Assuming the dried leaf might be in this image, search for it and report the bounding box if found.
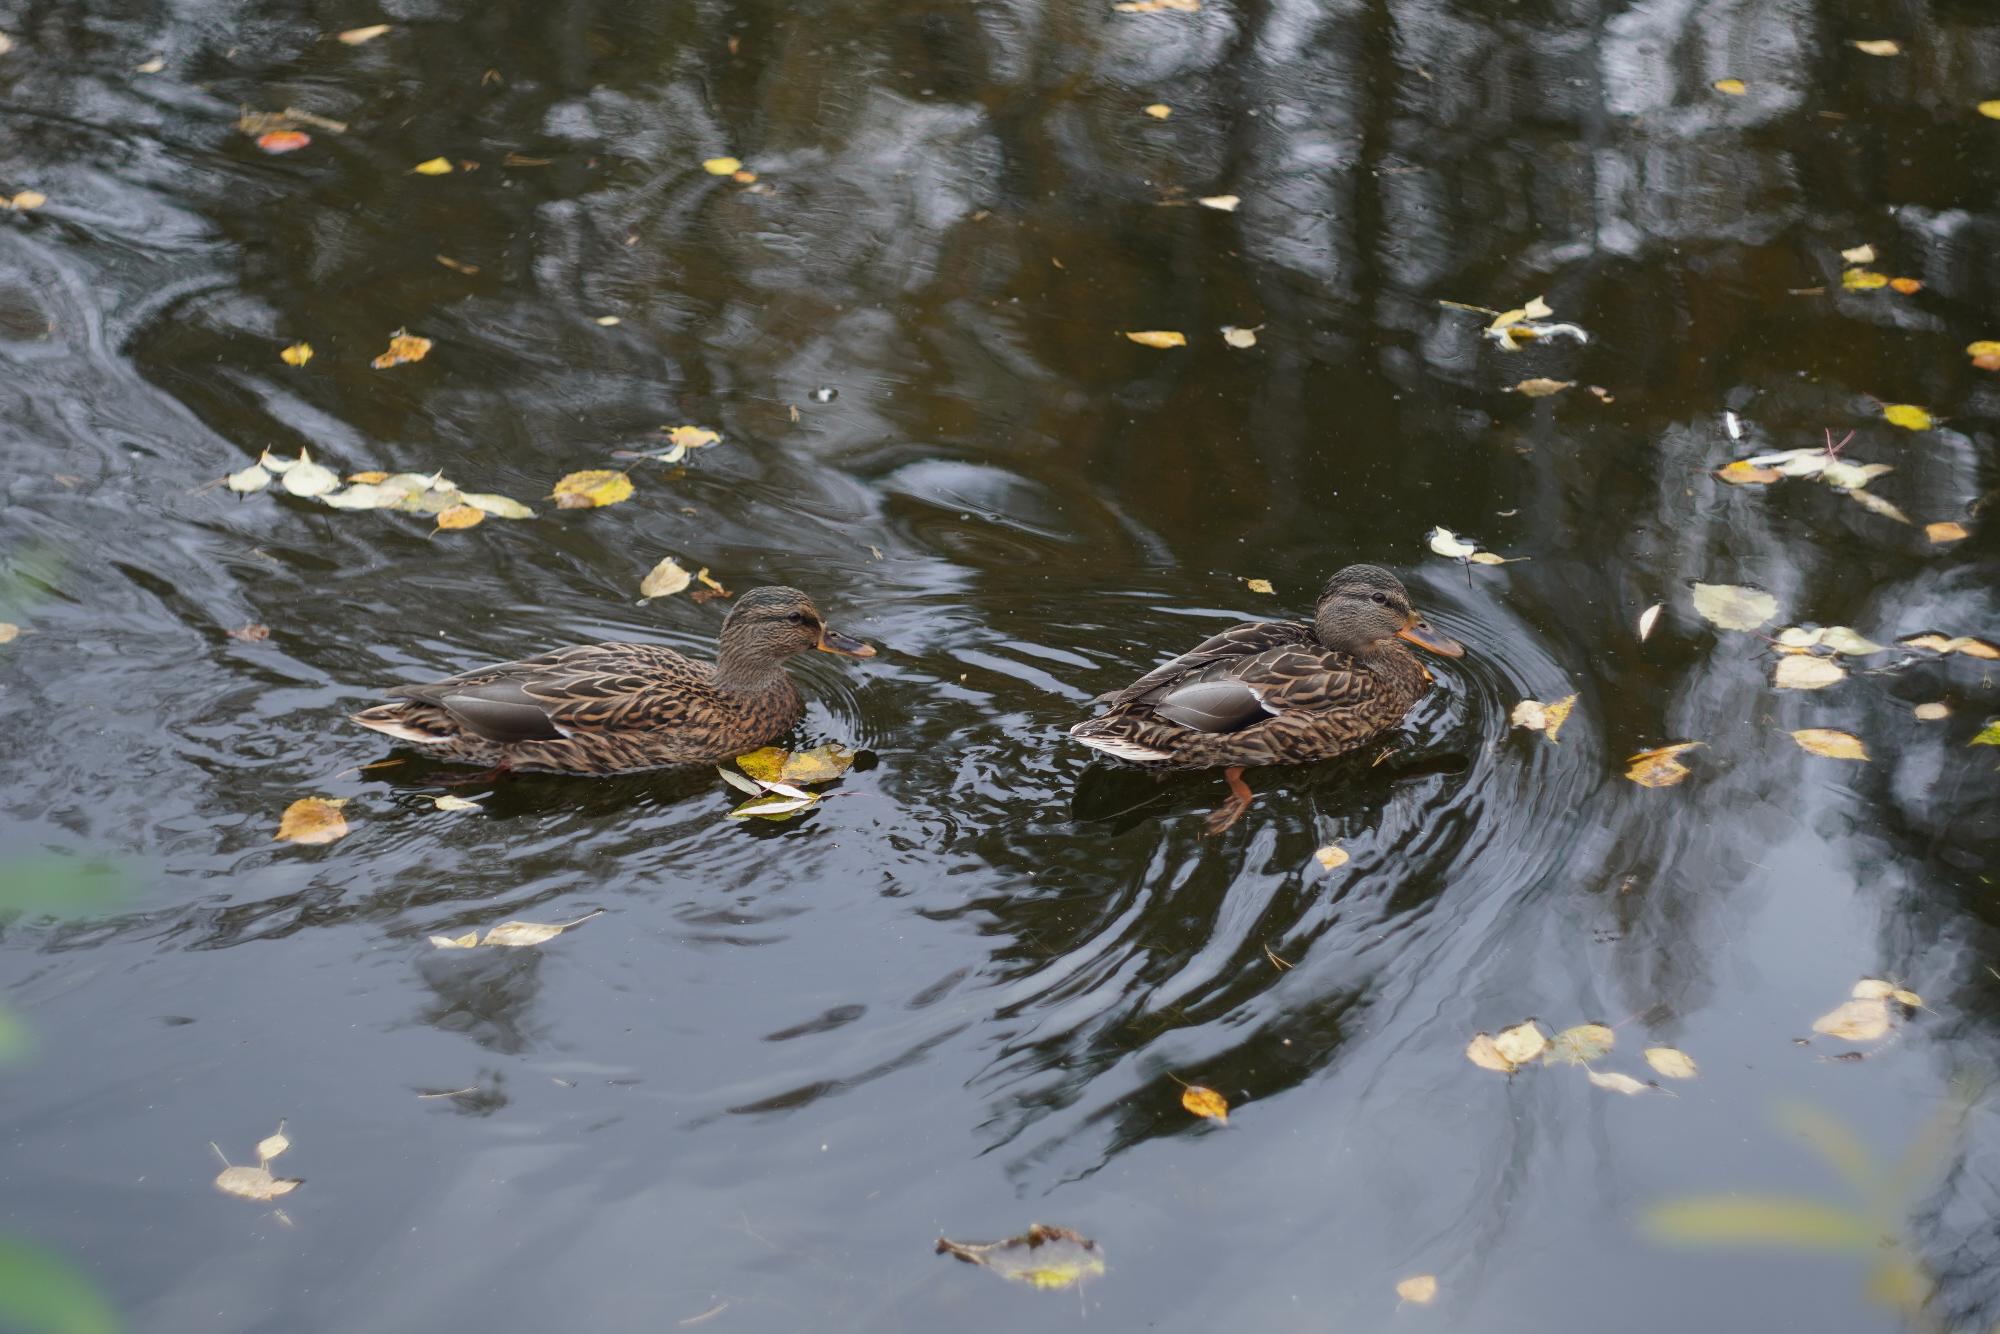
[1691,582,1777,632]
[1314,843,1349,870]
[0,624,18,645]
[1396,1275,1438,1305]
[226,623,269,642]
[432,795,482,811]
[1715,460,1783,485]
[428,930,479,949]
[1818,627,1885,656]
[281,454,339,498]
[1849,38,1900,56]
[1819,460,1893,490]
[1774,656,1846,691]
[1492,1021,1547,1065]
[1881,403,1932,431]
[639,556,692,599]
[1243,577,1274,594]
[256,1123,290,1162]
[482,911,601,948]
[1181,1085,1228,1124]
[1626,741,1702,788]
[436,254,479,275]
[1125,330,1186,348]
[1426,526,1478,559]
[1841,268,1890,291]
[666,425,721,449]
[1638,603,1662,641]
[226,463,271,493]
[935,1225,1105,1291]
[551,470,633,508]
[1546,1023,1615,1065]
[1791,729,1868,760]
[728,792,819,820]
[434,504,483,531]
[1892,989,1921,1009]
[256,130,312,154]
[1981,101,2000,120]
[1221,326,1258,348]
[1586,1070,1652,1096]
[1143,103,1171,119]
[371,331,432,369]
[1509,694,1576,743]
[737,743,855,786]
[1512,378,1573,397]
[280,342,313,367]
[1813,997,1890,1041]
[411,157,453,176]
[1913,702,1949,721]
[1901,634,1999,659]
[1197,194,1238,212]
[702,156,742,175]
[338,23,392,44]
[1840,244,1876,264]
[1889,277,1922,295]
[1926,522,1967,544]
[1847,489,1910,524]
[1465,1033,1515,1073]
[1850,979,1895,1001]
[319,483,393,510]
[1712,78,1746,95]
[215,1164,301,1202]
[275,797,348,845]
[1644,1047,1698,1079]
[459,493,534,519]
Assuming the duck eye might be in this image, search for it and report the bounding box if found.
[786,611,807,624]
[1370,592,1388,606]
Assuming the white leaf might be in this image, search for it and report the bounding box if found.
[259,449,297,474]
[1586,1069,1652,1095]
[717,767,764,795]
[256,1123,290,1162]
[227,464,271,493]
[1637,603,1662,642]
[282,459,340,497]
[639,556,692,599]
[1813,997,1890,1041]
[1643,1047,1698,1079]
[1691,582,1778,631]
[1427,526,1478,559]
[1774,655,1846,690]
[432,795,482,811]
[319,483,394,510]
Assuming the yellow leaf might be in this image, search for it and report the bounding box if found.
[0,623,18,645]
[1546,1023,1616,1065]
[1180,1084,1229,1124]
[1221,325,1258,348]
[550,469,633,508]
[428,930,479,949]
[1980,101,2000,119]
[483,910,600,948]
[1509,694,1577,743]
[337,23,392,44]
[1881,403,1932,431]
[347,470,389,484]
[731,169,757,184]
[436,254,479,275]
[432,795,482,811]
[275,797,349,845]
[702,156,742,175]
[639,556,691,598]
[737,743,856,785]
[256,1122,290,1162]
[1849,38,1900,56]
[1488,307,1527,331]
[1314,843,1349,870]
[1913,702,1949,721]
[1197,194,1239,211]
[1492,1021,1547,1065]
[370,331,432,368]
[1813,997,1890,1041]
[458,493,534,519]
[1840,244,1876,264]
[1774,656,1846,691]
[1125,330,1186,348]
[1243,577,1274,594]
[1716,459,1782,485]
[1891,989,1921,1009]
[8,190,46,211]
[1512,378,1573,397]
[1644,1047,1699,1079]
[1426,526,1478,559]
[1465,1033,1515,1074]
[1712,78,1746,95]
[214,1164,301,1202]
[1840,268,1889,290]
[1851,979,1895,1001]
[1521,295,1553,319]
[280,341,313,366]
[1790,728,1868,761]
[1586,1070,1652,1095]
[411,157,452,176]
[1143,103,1171,119]
[666,425,720,449]
[432,504,483,532]
[1396,1275,1438,1305]
[1626,741,1702,788]
[1691,582,1777,631]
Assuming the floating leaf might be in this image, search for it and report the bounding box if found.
[1181,1085,1228,1124]
[256,1122,290,1162]
[1314,843,1349,870]
[256,130,311,153]
[1466,1033,1515,1073]
[1926,521,1967,544]
[1638,603,1662,641]
[1791,728,1868,760]
[1691,582,1777,632]
[935,1225,1106,1291]
[1511,378,1573,397]
[1776,626,1884,656]
[281,452,339,497]
[434,504,483,531]
[1143,103,1171,119]
[411,157,453,176]
[1841,268,1889,291]
[1586,1070,1652,1095]
[227,623,270,642]
[551,470,633,509]
[1221,326,1258,348]
[280,342,313,367]
[1813,997,1890,1041]
[1913,702,1949,721]
[1712,78,1746,95]
[1509,694,1576,743]
[433,795,482,812]
[728,792,819,820]
[1644,1047,1698,1079]
[1890,276,1922,295]
[1848,489,1910,524]
[1971,721,2000,746]
[1427,527,1478,559]
[1881,403,1932,431]
[1715,460,1783,485]
[371,331,432,369]
[1197,194,1238,212]
[319,483,393,510]
[639,556,691,598]
[1968,339,2000,372]
[428,930,479,949]
[1626,741,1702,788]
[1646,1197,1877,1251]
[1819,460,1893,490]
[1125,330,1186,349]
[482,913,599,947]
[1774,656,1846,691]
[1849,38,1901,56]
[436,254,479,275]
[1892,989,1921,1009]
[0,624,17,645]
[338,23,392,43]
[459,493,534,519]
[1546,1023,1615,1065]
[1840,244,1876,264]
[1396,1275,1438,1305]
[1492,1021,1547,1066]
[1901,634,1999,659]
[1981,101,2000,120]
[737,743,856,785]
[666,425,721,450]
[702,156,741,175]
[215,1163,301,1202]
[1239,577,1275,595]
[226,463,271,493]
[275,797,348,845]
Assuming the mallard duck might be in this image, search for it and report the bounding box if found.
[1069,564,1463,833]
[350,586,875,776]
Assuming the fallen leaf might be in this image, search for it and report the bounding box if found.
[1396,1275,1438,1305]
[1849,38,1901,56]
[256,1122,290,1162]
[4,189,44,211]
[1691,582,1778,632]
[935,1225,1106,1291]
[737,743,856,785]
[215,1163,301,1202]
[459,493,534,519]
[1973,720,2000,746]
[1510,694,1577,743]
[136,55,165,72]
[1892,988,1921,1008]
[1638,603,1663,641]
[482,910,602,948]
[1644,1047,1698,1079]
[1546,1023,1615,1065]
[1901,634,1999,659]
[1848,489,1910,524]
[226,463,271,493]
[1626,741,1702,788]
[281,451,339,498]
[1512,378,1573,397]
[276,797,349,845]
[1818,627,1886,655]
[1144,103,1171,119]
[1243,577,1273,594]
[319,483,394,511]
[1851,979,1895,1001]
[732,169,757,184]
[1840,244,1876,264]
[1715,460,1784,485]
[1890,277,1922,295]
[0,624,17,645]
[433,795,482,811]
[1125,330,1186,349]
[1426,526,1478,559]
[428,930,479,949]
[1882,403,1932,431]
[1841,268,1890,291]
[256,130,312,154]
[411,156,453,176]
[1588,385,1615,403]
[1586,1070,1652,1096]
[337,23,392,43]
[1314,843,1349,870]
[1197,194,1238,212]
[1466,1033,1515,1073]
[1813,997,1890,1041]
[551,470,633,509]
[639,556,692,599]
[666,425,720,450]
[277,342,313,368]
[436,254,479,275]
[1791,728,1867,760]
[1926,522,1967,544]
[434,504,483,531]
[1774,656,1846,691]
[1913,702,1949,721]
[1221,326,1257,348]
[728,792,819,820]
[701,156,742,175]
[227,623,270,642]
[371,331,432,369]
[1981,101,2000,120]
[1712,78,1746,95]
[1492,1021,1548,1065]
[1181,1085,1228,1124]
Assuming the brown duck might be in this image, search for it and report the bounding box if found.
[351,586,875,775]
[1069,565,1463,833]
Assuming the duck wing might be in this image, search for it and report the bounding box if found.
[1093,619,1316,709]
[387,643,710,745]
[1148,644,1377,733]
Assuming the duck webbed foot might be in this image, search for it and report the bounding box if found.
[1201,766,1255,836]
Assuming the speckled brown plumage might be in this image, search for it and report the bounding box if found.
[350,586,874,775]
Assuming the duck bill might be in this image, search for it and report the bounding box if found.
[1398,614,1463,658]
[815,626,877,658]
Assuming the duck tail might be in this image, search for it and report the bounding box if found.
[350,702,453,745]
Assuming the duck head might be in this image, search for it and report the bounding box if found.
[1314,565,1464,658]
[718,586,876,671]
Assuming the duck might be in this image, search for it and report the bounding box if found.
[350,585,875,776]
[1069,564,1463,833]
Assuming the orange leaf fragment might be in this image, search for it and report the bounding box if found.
[1180,1084,1229,1124]
[371,331,432,369]
[1716,460,1782,485]
[1927,521,1967,544]
[1626,741,1702,788]
[1889,277,1922,294]
[276,797,349,845]
[256,130,312,154]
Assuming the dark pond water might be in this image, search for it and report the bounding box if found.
[4,0,2000,1329]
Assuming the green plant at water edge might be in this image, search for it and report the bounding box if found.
[0,1243,119,1334]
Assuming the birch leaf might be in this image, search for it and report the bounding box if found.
[1466,1033,1515,1073]
[1881,403,1932,431]
[1627,741,1702,788]
[338,24,392,43]
[551,470,633,509]
[1587,1070,1652,1095]
[935,1225,1105,1291]
[1774,656,1846,691]
[227,464,271,493]
[459,493,534,519]
[1791,729,1868,760]
[1426,527,1478,559]
[1492,1021,1548,1065]
[1644,1047,1698,1079]
[1314,843,1349,870]
[280,342,313,366]
[1510,694,1576,743]
[256,1122,290,1162]
[428,930,479,949]
[275,797,348,845]
[434,504,483,531]
[1849,38,1901,56]
[433,795,482,811]
[1813,998,1890,1041]
[1546,1023,1615,1065]
[1180,1085,1228,1124]
[1221,326,1258,348]
[1691,583,1778,631]
[1197,195,1239,211]
[370,331,432,369]
[482,911,602,948]
[215,1164,301,1202]
[1396,1275,1438,1305]
[701,156,742,175]
[281,452,339,498]
[639,556,692,599]
[737,743,856,785]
